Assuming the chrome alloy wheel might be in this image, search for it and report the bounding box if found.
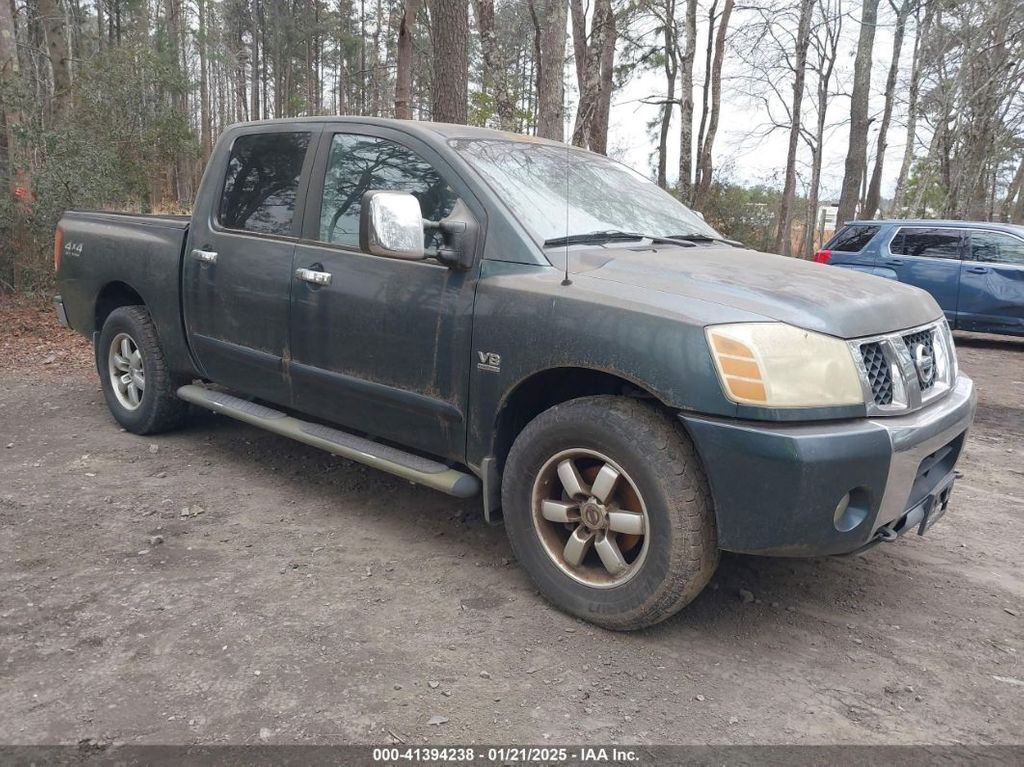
[531,449,649,588]
[108,332,145,410]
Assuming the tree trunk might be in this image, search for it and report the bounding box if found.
[1002,156,1024,222]
[676,0,696,201]
[198,0,212,159]
[890,2,930,213]
[656,0,677,188]
[38,0,72,112]
[536,0,567,141]
[430,0,469,123]
[835,0,880,225]
[693,0,715,194]
[568,0,586,93]
[570,0,611,148]
[862,0,912,219]
[588,4,615,154]
[693,0,732,209]
[395,0,420,119]
[0,0,24,189]
[774,0,813,256]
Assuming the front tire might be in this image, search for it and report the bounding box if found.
[502,396,718,630]
[97,306,188,435]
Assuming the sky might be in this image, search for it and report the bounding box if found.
[591,3,915,202]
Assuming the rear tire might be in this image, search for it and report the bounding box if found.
[97,306,188,435]
[502,396,718,630]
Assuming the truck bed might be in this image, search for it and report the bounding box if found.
[57,209,194,376]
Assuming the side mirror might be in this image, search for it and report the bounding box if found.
[359,191,425,261]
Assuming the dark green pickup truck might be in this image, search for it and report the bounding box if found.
[54,117,976,629]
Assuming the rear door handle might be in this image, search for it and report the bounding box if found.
[295,267,332,287]
[191,248,218,264]
[884,258,903,266]
[966,266,989,274]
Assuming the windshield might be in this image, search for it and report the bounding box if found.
[450,138,721,246]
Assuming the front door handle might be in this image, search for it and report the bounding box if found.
[966,266,989,274]
[884,258,903,266]
[295,267,332,287]
[191,248,218,264]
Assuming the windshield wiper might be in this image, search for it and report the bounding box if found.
[543,230,696,248]
[667,232,745,247]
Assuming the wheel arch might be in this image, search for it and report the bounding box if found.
[94,281,146,332]
[490,366,673,475]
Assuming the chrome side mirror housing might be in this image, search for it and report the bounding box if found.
[359,191,425,261]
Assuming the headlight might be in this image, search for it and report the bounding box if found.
[705,323,863,408]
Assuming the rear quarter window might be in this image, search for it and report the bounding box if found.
[825,224,880,253]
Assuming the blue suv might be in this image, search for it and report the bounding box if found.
[818,220,1024,337]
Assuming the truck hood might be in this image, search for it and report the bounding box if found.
[568,245,942,339]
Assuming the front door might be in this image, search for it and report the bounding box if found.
[288,127,480,461]
[884,226,965,324]
[182,126,318,405]
[958,229,1024,334]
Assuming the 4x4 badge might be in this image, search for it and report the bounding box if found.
[477,352,501,373]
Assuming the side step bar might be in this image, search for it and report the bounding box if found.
[177,385,480,498]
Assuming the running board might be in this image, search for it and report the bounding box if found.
[176,384,480,498]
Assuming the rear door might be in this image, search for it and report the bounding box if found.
[884,227,965,323]
[958,229,1024,334]
[182,125,318,405]
[287,126,482,461]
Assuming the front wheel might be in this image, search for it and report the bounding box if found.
[501,396,718,630]
[97,305,188,434]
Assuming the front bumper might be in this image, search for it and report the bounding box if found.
[680,374,977,557]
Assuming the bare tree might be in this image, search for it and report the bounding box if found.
[890,0,933,214]
[835,0,880,225]
[861,0,913,219]
[431,0,469,123]
[692,0,733,208]
[774,0,813,256]
[800,0,842,258]
[395,0,421,119]
[677,0,696,200]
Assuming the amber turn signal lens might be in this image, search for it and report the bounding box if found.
[707,332,768,403]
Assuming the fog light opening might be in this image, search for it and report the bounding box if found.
[834,488,869,532]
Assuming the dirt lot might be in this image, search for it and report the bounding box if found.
[1,298,1022,747]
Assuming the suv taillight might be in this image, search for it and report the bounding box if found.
[53,226,64,272]
[813,249,831,264]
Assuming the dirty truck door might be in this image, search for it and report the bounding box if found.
[289,128,478,461]
[182,127,317,405]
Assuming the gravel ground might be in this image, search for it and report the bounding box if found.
[0,301,1022,746]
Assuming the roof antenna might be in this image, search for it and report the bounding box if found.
[561,138,572,286]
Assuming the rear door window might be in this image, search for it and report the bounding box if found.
[890,228,963,259]
[219,131,312,236]
[826,224,879,253]
[969,231,1024,266]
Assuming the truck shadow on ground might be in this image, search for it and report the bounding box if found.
[953,332,1024,352]
[173,406,960,637]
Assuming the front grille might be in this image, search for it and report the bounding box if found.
[903,328,936,391]
[860,342,893,405]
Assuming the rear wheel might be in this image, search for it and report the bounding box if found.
[502,396,718,630]
[97,306,188,434]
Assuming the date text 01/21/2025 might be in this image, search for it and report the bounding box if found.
[371,746,640,762]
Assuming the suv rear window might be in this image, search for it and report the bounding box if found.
[825,224,880,253]
[219,131,311,236]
